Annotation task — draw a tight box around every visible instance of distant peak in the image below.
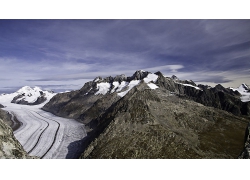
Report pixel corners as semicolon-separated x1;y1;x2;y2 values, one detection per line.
171;75;179;80
93;76;102;82
129;70;150;81
16;86;51;94
237;83;249;92
214;84;226;91
241;83;249;89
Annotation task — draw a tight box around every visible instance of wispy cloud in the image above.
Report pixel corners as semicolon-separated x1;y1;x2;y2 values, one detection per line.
0;20;249;92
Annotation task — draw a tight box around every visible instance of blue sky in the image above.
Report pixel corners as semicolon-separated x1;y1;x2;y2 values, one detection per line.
0;19;250;93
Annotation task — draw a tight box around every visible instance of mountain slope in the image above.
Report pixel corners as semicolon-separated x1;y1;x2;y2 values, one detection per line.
42;70;250;158
80;83;248;158
238;122;250;158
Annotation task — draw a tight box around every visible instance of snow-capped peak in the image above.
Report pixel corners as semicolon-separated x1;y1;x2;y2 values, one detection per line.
17;86;42;94
238;83;249;92
0;86;56;106
94;72;159;97
230;83;250;102
171;75;179;81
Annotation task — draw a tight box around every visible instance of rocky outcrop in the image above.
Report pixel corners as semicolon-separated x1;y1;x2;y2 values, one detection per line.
11;93;47;105
0;108;12;128
0;113;35;159
0;109;22;131
0;104;4;108
238;122;250;159
128;70;149;81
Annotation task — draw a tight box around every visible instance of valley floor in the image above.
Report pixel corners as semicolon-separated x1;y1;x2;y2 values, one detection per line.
1;102;87;159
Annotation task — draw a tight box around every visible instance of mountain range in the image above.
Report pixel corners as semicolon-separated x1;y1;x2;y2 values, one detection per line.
42;70;250;158
0;70;250;158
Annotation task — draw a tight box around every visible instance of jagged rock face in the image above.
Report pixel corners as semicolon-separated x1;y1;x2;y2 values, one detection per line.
171;75;179;81
80;83;248;159
0;109;22;131
0;104;4;108
114;74;127;82
239;123;250;159
11;94;47;105
42;90;80;118
128;70;149;81
0;113;34;159
0;109;12;128
198;84;212;90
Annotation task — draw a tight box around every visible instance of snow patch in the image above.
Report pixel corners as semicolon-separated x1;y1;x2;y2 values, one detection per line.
143;74;158;83
117;80;141;97
111;82;119;93
85;88;92;95
94;77;100;82
176;82;201;90
147;83;159;89
95;82;111;95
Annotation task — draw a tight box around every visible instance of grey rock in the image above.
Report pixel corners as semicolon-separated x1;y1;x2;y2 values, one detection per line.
128;70;150;81
114;74;127;82
239;123;250;159
0;112;35;159
171;75;179;80
11;93;47;105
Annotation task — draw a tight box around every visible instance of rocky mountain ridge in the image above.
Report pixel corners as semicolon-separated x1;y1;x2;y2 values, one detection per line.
42;70;250;158
80;83;248;158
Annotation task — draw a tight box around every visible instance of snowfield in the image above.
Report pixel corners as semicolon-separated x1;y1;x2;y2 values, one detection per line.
0;88;87;159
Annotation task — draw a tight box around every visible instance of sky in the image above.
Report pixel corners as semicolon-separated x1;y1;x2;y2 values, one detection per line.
0;19;250;93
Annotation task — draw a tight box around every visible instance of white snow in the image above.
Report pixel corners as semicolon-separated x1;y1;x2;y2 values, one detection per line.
110;81;129;94
0;86;56;104
94;77;100;82
143;74;158;83
0;92;18;104
117;80;141;97
237;83;249;92
147;83;159;89
111;82;119;93
230;84;250;102
95;82;111;95
115;81;129;92
176;82;201;90
111;73;159;97
0;89;86;159
85;88;92;95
